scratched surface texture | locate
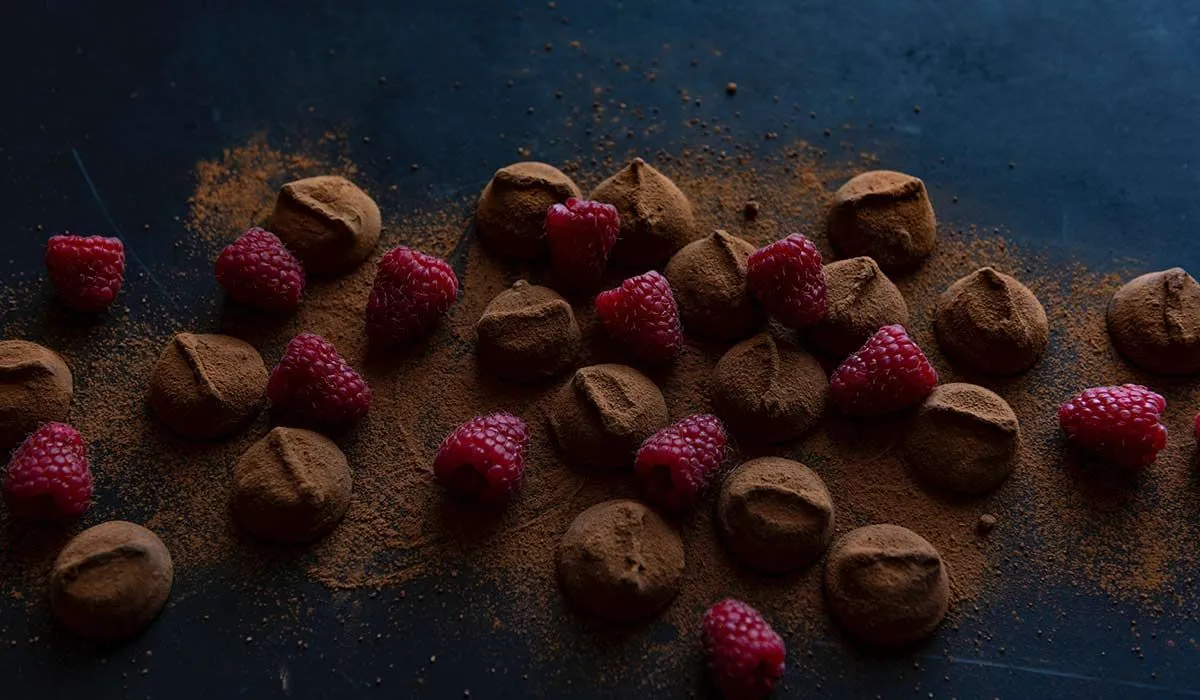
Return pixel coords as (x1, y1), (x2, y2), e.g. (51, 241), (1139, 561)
(3, 1), (1200, 698)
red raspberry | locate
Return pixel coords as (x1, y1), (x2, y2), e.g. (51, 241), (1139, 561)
(634, 414), (728, 513)
(595, 271), (684, 364)
(45, 234), (126, 311)
(746, 233), (828, 329)
(215, 227), (306, 312)
(1058, 384), (1167, 469)
(2, 422), (92, 520)
(366, 246), (459, 347)
(829, 324), (938, 416)
(702, 599), (786, 700)
(545, 198), (620, 292)
(433, 413), (529, 503)
(267, 333), (372, 425)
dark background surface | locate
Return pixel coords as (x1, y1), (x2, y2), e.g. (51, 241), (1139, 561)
(2, 1), (1200, 697)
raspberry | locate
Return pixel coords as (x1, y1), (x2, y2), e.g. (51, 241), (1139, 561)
(2, 422), (92, 520)
(45, 234), (126, 311)
(634, 414), (728, 513)
(545, 197), (620, 292)
(215, 227), (306, 312)
(829, 324), (938, 416)
(595, 271), (684, 364)
(702, 599), (786, 700)
(1058, 384), (1167, 469)
(366, 246), (459, 347)
(746, 233), (828, 329)
(267, 333), (372, 425)
(433, 413), (529, 503)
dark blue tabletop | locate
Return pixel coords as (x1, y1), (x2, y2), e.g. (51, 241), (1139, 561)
(2, 1), (1200, 697)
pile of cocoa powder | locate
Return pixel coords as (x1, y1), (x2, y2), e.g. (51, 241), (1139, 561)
(2, 134), (1198, 679)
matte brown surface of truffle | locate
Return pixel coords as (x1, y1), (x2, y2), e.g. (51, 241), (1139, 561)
(232, 427), (352, 543)
(808, 257), (909, 358)
(663, 230), (764, 341)
(711, 333), (828, 443)
(475, 161), (581, 259)
(148, 333), (268, 440)
(826, 170), (936, 271)
(590, 158), (698, 266)
(904, 383), (1019, 495)
(476, 281), (581, 382)
(716, 457), (835, 573)
(824, 524), (949, 646)
(1107, 268), (1200, 374)
(0, 340), (73, 452)
(548, 364), (669, 470)
(934, 267), (1049, 375)
(268, 175), (381, 275)
(49, 521), (173, 641)
(557, 499), (684, 622)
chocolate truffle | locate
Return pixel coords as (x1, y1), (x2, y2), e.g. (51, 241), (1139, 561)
(1107, 268), (1200, 374)
(826, 170), (937, 271)
(934, 267), (1049, 375)
(664, 230), (764, 341)
(49, 521), (173, 641)
(548, 364), (669, 470)
(711, 333), (828, 443)
(0, 340), (72, 452)
(808, 257), (909, 357)
(716, 457), (835, 573)
(475, 161), (581, 259)
(268, 175), (381, 276)
(148, 333), (268, 440)
(232, 427), (352, 543)
(824, 524), (949, 646)
(904, 383), (1019, 495)
(476, 281), (581, 382)
(590, 158), (698, 266)
(557, 499), (684, 622)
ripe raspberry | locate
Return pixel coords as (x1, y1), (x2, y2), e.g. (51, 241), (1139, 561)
(2, 422), (92, 520)
(545, 197), (620, 292)
(702, 599), (786, 700)
(45, 234), (126, 311)
(433, 413), (530, 503)
(595, 271), (684, 364)
(267, 333), (372, 425)
(215, 227), (306, 312)
(829, 324), (938, 416)
(634, 414), (728, 513)
(1058, 384), (1167, 469)
(366, 246), (459, 347)
(746, 233), (828, 328)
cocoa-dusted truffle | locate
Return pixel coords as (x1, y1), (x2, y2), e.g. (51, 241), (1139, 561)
(711, 333), (827, 443)
(475, 162), (581, 259)
(148, 333), (268, 440)
(49, 521), (173, 641)
(824, 524), (949, 646)
(808, 257), (909, 357)
(476, 281), (580, 382)
(664, 230), (764, 341)
(557, 499), (684, 622)
(904, 383), (1019, 495)
(0, 340), (72, 452)
(826, 171), (936, 271)
(1107, 268), (1200, 374)
(590, 158), (698, 266)
(548, 364), (668, 470)
(716, 457), (835, 573)
(268, 175), (381, 276)
(232, 427), (351, 543)
(934, 267), (1049, 375)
